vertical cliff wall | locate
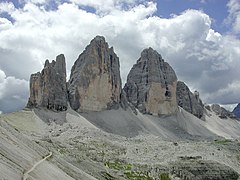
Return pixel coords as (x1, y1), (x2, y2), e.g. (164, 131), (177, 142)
(124, 48), (178, 115)
(27, 54), (68, 111)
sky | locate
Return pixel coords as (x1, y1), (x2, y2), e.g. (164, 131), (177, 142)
(0, 0), (240, 113)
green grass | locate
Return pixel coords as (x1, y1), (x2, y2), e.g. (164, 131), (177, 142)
(105, 161), (132, 171)
(101, 172), (116, 180)
(58, 148), (67, 154)
(160, 173), (170, 180)
(214, 139), (232, 145)
(105, 161), (155, 179)
(104, 161), (171, 179)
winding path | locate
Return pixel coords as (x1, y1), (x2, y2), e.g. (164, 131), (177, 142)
(23, 152), (52, 180)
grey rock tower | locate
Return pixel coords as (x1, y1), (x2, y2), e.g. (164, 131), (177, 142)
(68, 36), (122, 112)
(27, 54), (68, 111)
(124, 48), (178, 115)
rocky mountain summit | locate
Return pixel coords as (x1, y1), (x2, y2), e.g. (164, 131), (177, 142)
(68, 36), (122, 112)
(124, 48), (178, 115)
(176, 81), (204, 119)
(27, 54), (68, 111)
(26, 36), (238, 123)
(27, 36), (122, 113)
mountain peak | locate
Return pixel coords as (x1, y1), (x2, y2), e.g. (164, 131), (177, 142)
(88, 35), (107, 48)
(139, 47), (162, 62)
(124, 48), (177, 115)
(68, 36), (122, 112)
(91, 35), (106, 42)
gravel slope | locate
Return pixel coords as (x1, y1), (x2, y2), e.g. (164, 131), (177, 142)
(0, 107), (240, 179)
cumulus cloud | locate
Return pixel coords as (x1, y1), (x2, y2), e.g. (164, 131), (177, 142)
(206, 80), (240, 104)
(225, 0), (240, 34)
(24, 0), (48, 4)
(0, 2), (15, 13)
(0, 70), (28, 113)
(70, 0), (145, 13)
(0, 69), (6, 83)
(0, 0), (240, 113)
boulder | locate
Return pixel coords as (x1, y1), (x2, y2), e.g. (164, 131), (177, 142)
(27, 54), (68, 111)
(68, 36), (122, 112)
(124, 48), (178, 115)
(177, 81), (204, 119)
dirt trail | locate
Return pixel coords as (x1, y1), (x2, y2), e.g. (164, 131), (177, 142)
(23, 152), (52, 180)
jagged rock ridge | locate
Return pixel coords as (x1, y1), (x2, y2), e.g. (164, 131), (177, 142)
(207, 104), (236, 119)
(68, 36), (122, 112)
(27, 54), (68, 111)
(176, 81), (204, 119)
(26, 36), (236, 122)
(124, 48), (178, 115)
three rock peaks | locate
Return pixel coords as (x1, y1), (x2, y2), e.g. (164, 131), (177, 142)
(27, 36), (203, 117)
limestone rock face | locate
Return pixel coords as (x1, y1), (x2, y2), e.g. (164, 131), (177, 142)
(177, 81), (204, 118)
(68, 36), (122, 112)
(27, 54), (68, 111)
(124, 48), (178, 115)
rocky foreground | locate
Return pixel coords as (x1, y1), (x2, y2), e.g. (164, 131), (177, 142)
(0, 107), (240, 180)
(1, 36), (240, 180)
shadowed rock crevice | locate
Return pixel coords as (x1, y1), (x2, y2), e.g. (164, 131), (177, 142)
(177, 81), (204, 119)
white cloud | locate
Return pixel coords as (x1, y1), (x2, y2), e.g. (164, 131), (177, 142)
(226, 0), (240, 34)
(0, 0), (240, 113)
(0, 2), (15, 13)
(205, 80), (240, 105)
(0, 69), (6, 84)
(0, 70), (28, 113)
(70, 0), (144, 13)
(19, 0), (48, 5)
(222, 103), (238, 112)
(200, 0), (208, 3)
(27, 0), (48, 4)
(0, 18), (13, 31)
